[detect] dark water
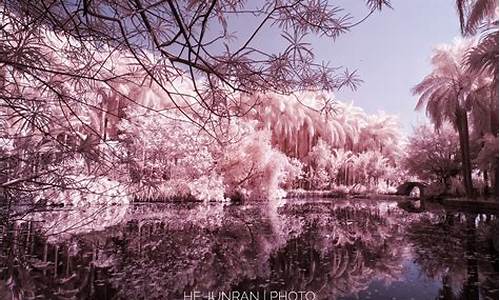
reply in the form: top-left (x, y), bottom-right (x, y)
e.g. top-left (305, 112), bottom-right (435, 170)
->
top-left (0, 199), bottom-right (498, 300)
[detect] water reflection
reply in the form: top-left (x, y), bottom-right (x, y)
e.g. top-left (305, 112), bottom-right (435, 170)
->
top-left (407, 213), bottom-right (498, 300)
top-left (0, 200), bottom-right (498, 299)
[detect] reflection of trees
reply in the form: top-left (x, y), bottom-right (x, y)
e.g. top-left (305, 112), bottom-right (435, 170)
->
top-left (234, 202), bottom-right (407, 299)
top-left (0, 219), bottom-right (119, 299)
top-left (266, 229), bottom-right (405, 299)
top-left (31, 205), bottom-right (129, 241)
top-left (107, 204), bottom-right (284, 299)
top-left (1, 201), bottom-right (498, 299)
top-left (408, 212), bottom-right (498, 300)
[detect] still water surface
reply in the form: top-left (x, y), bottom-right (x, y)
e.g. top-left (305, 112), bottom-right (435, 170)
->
top-left (1, 199), bottom-right (498, 299)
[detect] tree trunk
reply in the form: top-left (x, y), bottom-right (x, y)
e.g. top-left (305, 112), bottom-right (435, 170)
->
top-left (456, 107), bottom-right (474, 198)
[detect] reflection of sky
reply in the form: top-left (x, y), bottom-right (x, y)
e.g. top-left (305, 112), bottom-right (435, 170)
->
top-left (342, 260), bottom-right (442, 300)
top-left (225, 1), bottom-right (460, 135)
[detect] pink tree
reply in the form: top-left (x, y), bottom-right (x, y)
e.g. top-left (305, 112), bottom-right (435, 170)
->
top-left (403, 124), bottom-right (461, 191)
top-left (0, 1), bottom-right (392, 199)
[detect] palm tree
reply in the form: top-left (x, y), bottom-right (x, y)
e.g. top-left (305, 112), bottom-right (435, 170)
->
top-left (412, 40), bottom-right (484, 198)
top-left (456, 0), bottom-right (499, 196)
top-left (456, 0), bottom-right (499, 81)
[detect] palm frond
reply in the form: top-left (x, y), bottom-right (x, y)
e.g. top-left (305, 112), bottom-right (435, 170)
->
top-left (415, 84), bottom-right (454, 111)
top-left (412, 75), bottom-right (453, 96)
top-left (366, 0), bottom-right (393, 10)
top-left (456, 0), bottom-right (468, 34)
top-left (464, 30), bottom-right (499, 76)
top-left (465, 0), bottom-right (498, 34)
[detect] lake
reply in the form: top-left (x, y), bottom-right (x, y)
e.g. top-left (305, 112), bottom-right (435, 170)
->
top-left (0, 199), bottom-right (498, 299)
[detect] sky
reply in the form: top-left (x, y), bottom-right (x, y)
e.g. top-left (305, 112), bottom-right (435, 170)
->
top-left (224, 0), bottom-right (462, 136)
top-left (324, 0), bottom-right (461, 135)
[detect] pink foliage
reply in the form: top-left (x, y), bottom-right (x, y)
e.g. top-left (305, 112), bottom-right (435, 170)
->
top-left (0, 20), bottom-right (406, 203)
top-left (218, 125), bottom-right (303, 200)
top-left (404, 124), bottom-right (461, 183)
top-left (475, 133), bottom-right (498, 172)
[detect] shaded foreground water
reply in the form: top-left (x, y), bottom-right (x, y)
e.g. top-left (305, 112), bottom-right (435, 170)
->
top-left (0, 199), bottom-right (498, 299)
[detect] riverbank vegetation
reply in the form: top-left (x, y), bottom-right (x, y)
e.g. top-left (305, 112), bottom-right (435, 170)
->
top-left (0, 0), bottom-right (497, 206)
top-left (0, 0), bottom-right (402, 206)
